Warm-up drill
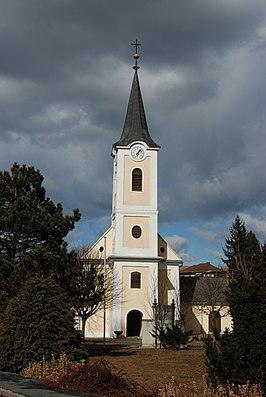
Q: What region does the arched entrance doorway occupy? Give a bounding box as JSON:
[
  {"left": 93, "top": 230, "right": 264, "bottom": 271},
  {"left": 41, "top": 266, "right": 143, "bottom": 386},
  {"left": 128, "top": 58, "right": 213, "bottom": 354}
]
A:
[{"left": 126, "top": 310, "right": 142, "bottom": 337}]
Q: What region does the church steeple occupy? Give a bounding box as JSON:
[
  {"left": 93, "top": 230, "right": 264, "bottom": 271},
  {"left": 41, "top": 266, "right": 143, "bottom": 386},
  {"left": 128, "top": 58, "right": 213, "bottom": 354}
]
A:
[
  {"left": 81, "top": 41, "right": 182, "bottom": 341},
  {"left": 113, "top": 41, "right": 160, "bottom": 149}
]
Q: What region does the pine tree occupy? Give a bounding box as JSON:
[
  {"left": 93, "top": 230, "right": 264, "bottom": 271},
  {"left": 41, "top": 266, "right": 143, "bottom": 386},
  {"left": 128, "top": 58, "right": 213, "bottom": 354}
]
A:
[
  {"left": 0, "top": 276, "right": 85, "bottom": 372},
  {"left": 0, "top": 163, "right": 81, "bottom": 309},
  {"left": 206, "top": 216, "right": 266, "bottom": 392},
  {"left": 223, "top": 215, "right": 261, "bottom": 275}
]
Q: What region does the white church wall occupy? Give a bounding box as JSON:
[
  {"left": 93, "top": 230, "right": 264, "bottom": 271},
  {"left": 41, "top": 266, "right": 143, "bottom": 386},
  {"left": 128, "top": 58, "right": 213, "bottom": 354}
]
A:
[
  {"left": 142, "top": 319, "right": 155, "bottom": 346},
  {"left": 122, "top": 264, "right": 151, "bottom": 319},
  {"left": 85, "top": 305, "right": 112, "bottom": 338},
  {"left": 188, "top": 305, "right": 232, "bottom": 336},
  {"left": 85, "top": 227, "right": 113, "bottom": 259}
]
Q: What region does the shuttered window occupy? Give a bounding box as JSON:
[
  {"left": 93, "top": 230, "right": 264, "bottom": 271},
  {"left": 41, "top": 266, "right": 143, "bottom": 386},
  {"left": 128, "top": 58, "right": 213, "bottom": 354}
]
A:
[
  {"left": 131, "top": 272, "right": 141, "bottom": 288},
  {"left": 132, "top": 168, "right": 142, "bottom": 191}
]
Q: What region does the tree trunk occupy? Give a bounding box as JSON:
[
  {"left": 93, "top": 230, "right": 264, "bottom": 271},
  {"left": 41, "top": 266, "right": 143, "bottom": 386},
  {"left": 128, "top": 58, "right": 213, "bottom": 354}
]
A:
[{"left": 81, "top": 317, "right": 87, "bottom": 338}]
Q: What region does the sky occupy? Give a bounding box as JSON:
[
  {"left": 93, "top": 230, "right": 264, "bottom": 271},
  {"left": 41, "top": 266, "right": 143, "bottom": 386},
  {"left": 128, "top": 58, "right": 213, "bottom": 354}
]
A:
[{"left": 0, "top": 0, "right": 266, "bottom": 266}]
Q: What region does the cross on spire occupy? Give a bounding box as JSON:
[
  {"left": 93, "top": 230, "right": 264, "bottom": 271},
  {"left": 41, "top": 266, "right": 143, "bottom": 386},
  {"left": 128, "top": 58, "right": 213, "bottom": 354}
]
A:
[
  {"left": 131, "top": 39, "right": 141, "bottom": 54},
  {"left": 131, "top": 39, "right": 141, "bottom": 70}
]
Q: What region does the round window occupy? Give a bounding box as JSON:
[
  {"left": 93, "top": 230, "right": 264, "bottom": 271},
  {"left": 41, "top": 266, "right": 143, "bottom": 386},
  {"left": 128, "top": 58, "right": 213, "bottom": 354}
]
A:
[{"left": 132, "top": 225, "right": 142, "bottom": 239}]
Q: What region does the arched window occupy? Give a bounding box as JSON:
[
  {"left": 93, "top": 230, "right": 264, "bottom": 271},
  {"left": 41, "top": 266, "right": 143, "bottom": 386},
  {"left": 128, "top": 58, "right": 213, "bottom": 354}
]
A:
[
  {"left": 132, "top": 168, "right": 142, "bottom": 191},
  {"left": 131, "top": 272, "right": 141, "bottom": 288},
  {"left": 209, "top": 311, "right": 221, "bottom": 333}
]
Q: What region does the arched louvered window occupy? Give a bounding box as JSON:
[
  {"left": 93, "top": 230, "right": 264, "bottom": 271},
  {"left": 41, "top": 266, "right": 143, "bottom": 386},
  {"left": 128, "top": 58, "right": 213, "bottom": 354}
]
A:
[
  {"left": 131, "top": 272, "right": 141, "bottom": 288},
  {"left": 132, "top": 168, "right": 142, "bottom": 191}
]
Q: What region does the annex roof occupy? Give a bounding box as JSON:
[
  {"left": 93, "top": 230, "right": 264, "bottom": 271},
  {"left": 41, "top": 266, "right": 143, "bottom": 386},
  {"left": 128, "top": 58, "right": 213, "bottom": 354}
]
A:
[
  {"left": 180, "top": 276, "right": 228, "bottom": 305},
  {"left": 180, "top": 262, "right": 224, "bottom": 275}
]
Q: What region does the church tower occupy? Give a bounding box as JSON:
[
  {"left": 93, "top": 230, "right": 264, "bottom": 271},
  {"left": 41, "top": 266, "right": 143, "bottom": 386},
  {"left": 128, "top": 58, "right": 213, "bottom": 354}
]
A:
[
  {"left": 111, "top": 46, "right": 160, "bottom": 260},
  {"left": 84, "top": 42, "right": 182, "bottom": 341},
  {"left": 110, "top": 42, "right": 161, "bottom": 336}
]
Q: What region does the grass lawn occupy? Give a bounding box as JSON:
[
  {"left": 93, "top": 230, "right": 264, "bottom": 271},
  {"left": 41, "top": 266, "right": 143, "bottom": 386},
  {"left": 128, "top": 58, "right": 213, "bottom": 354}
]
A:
[{"left": 87, "top": 339, "right": 206, "bottom": 394}]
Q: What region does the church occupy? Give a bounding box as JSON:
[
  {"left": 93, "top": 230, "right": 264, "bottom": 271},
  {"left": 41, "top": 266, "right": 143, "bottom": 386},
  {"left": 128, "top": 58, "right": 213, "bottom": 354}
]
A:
[{"left": 83, "top": 43, "right": 182, "bottom": 343}]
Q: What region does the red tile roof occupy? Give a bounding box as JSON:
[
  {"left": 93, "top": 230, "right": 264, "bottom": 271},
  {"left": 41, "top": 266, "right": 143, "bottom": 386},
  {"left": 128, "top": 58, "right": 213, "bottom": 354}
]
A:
[{"left": 180, "top": 262, "right": 224, "bottom": 274}]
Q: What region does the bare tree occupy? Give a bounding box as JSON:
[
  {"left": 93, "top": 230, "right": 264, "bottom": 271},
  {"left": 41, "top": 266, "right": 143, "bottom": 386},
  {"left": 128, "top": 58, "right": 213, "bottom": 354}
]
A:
[
  {"left": 149, "top": 268, "right": 180, "bottom": 329},
  {"left": 193, "top": 272, "right": 229, "bottom": 332},
  {"left": 71, "top": 245, "right": 122, "bottom": 337}
]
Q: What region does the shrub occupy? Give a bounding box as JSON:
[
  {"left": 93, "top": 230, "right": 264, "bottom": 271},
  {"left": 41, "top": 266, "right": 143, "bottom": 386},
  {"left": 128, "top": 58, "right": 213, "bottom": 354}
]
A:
[
  {"left": 23, "top": 353, "right": 153, "bottom": 397},
  {"left": 151, "top": 325, "right": 191, "bottom": 350},
  {"left": 22, "top": 353, "right": 78, "bottom": 384},
  {"left": 204, "top": 330, "right": 235, "bottom": 390}
]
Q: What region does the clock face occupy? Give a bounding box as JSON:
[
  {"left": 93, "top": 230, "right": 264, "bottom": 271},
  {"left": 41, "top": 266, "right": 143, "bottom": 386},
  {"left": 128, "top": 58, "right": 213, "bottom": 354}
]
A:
[{"left": 131, "top": 146, "right": 145, "bottom": 160}]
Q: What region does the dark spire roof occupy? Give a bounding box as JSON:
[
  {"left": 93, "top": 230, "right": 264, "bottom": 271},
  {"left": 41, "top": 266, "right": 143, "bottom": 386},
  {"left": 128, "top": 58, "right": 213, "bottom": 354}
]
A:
[{"left": 113, "top": 68, "right": 160, "bottom": 149}]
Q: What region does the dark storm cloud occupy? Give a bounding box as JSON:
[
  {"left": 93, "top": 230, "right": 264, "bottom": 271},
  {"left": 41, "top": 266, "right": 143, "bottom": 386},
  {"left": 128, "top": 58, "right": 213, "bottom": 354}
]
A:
[
  {"left": 1, "top": 0, "right": 264, "bottom": 78},
  {"left": 152, "top": 25, "right": 266, "bottom": 222},
  {"left": 0, "top": 0, "right": 265, "bottom": 246}
]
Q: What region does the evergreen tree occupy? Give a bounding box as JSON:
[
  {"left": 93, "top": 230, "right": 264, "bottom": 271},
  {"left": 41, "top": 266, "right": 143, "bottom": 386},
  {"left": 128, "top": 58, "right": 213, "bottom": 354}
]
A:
[
  {"left": 0, "top": 276, "right": 85, "bottom": 372},
  {"left": 0, "top": 163, "right": 81, "bottom": 309},
  {"left": 223, "top": 215, "right": 261, "bottom": 275},
  {"left": 206, "top": 216, "right": 266, "bottom": 392}
]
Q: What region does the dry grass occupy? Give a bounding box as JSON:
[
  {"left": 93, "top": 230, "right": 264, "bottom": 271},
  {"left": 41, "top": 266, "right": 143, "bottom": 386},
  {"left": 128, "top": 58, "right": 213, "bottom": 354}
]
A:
[
  {"left": 22, "top": 343, "right": 263, "bottom": 397},
  {"left": 157, "top": 378, "right": 264, "bottom": 397},
  {"left": 87, "top": 340, "right": 206, "bottom": 394},
  {"left": 22, "top": 353, "right": 150, "bottom": 397}
]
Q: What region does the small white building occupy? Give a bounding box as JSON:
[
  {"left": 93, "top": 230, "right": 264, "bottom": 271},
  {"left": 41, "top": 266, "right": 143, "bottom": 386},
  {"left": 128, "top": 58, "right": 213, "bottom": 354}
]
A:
[
  {"left": 83, "top": 49, "right": 182, "bottom": 342},
  {"left": 180, "top": 262, "right": 232, "bottom": 336}
]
